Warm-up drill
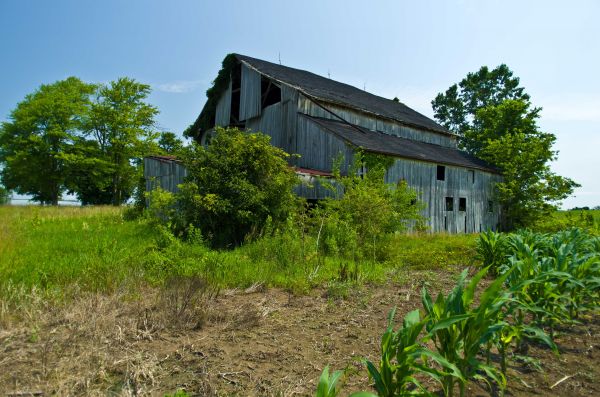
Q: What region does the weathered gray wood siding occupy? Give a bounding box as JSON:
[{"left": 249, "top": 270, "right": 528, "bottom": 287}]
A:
[
  {"left": 239, "top": 64, "right": 261, "bottom": 121},
  {"left": 385, "top": 158, "right": 501, "bottom": 232},
  {"left": 246, "top": 102, "right": 283, "bottom": 148},
  {"left": 297, "top": 95, "right": 457, "bottom": 148},
  {"left": 296, "top": 115, "right": 354, "bottom": 174},
  {"left": 215, "top": 79, "right": 232, "bottom": 126},
  {"left": 281, "top": 85, "right": 299, "bottom": 157},
  {"left": 144, "top": 158, "right": 188, "bottom": 194}
]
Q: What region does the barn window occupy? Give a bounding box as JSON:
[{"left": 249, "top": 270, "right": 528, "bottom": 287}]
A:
[
  {"left": 469, "top": 170, "right": 475, "bottom": 184},
  {"left": 445, "top": 197, "right": 454, "bottom": 211},
  {"left": 437, "top": 165, "right": 446, "bottom": 181},
  {"left": 459, "top": 197, "right": 466, "bottom": 212},
  {"left": 261, "top": 76, "right": 281, "bottom": 109},
  {"left": 488, "top": 200, "right": 494, "bottom": 213}
]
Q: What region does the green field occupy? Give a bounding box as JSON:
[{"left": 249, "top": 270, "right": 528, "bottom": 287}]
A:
[{"left": 0, "top": 205, "right": 476, "bottom": 301}]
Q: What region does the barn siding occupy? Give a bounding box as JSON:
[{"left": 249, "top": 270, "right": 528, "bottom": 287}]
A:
[
  {"left": 246, "top": 102, "right": 283, "bottom": 147},
  {"left": 215, "top": 79, "right": 232, "bottom": 126},
  {"left": 239, "top": 64, "right": 262, "bottom": 121},
  {"left": 296, "top": 114, "right": 354, "bottom": 174},
  {"left": 385, "top": 158, "right": 501, "bottom": 232},
  {"left": 144, "top": 158, "right": 188, "bottom": 194},
  {"left": 297, "top": 95, "right": 457, "bottom": 148}
]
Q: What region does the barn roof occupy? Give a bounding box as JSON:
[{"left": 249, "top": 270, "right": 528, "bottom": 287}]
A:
[
  {"left": 235, "top": 54, "right": 452, "bottom": 136},
  {"left": 302, "top": 115, "right": 498, "bottom": 173}
]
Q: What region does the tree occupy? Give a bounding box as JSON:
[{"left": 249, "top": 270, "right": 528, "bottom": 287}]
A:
[
  {"left": 83, "top": 77, "right": 159, "bottom": 205},
  {"left": 432, "top": 66, "right": 578, "bottom": 230},
  {"left": 0, "top": 184, "right": 8, "bottom": 204},
  {"left": 0, "top": 77, "right": 95, "bottom": 205},
  {"left": 468, "top": 100, "right": 578, "bottom": 229},
  {"left": 432, "top": 64, "right": 530, "bottom": 144},
  {"left": 172, "top": 127, "right": 299, "bottom": 247},
  {"left": 158, "top": 131, "right": 184, "bottom": 155}
]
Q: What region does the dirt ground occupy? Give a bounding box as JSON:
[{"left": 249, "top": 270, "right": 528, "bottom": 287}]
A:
[{"left": 1, "top": 267, "right": 598, "bottom": 396}]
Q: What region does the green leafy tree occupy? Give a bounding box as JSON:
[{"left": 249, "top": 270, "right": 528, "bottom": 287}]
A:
[
  {"left": 158, "top": 131, "right": 184, "bottom": 155},
  {"left": 83, "top": 77, "right": 159, "bottom": 205},
  {"left": 173, "top": 127, "right": 299, "bottom": 247},
  {"left": 0, "top": 77, "right": 95, "bottom": 205},
  {"left": 433, "top": 66, "right": 578, "bottom": 230},
  {"left": 431, "top": 64, "right": 530, "bottom": 144},
  {"left": 469, "top": 100, "right": 578, "bottom": 229}
]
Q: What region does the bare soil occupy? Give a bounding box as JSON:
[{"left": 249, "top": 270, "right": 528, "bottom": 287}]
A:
[{"left": 1, "top": 267, "right": 598, "bottom": 396}]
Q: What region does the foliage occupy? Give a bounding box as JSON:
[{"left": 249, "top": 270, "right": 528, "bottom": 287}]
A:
[
  {"left": 0, "top": 77, "right": 95, "bottom": 205},
  {"left": 158, "top": 131, "right": 185, "bottom": 155},
  {"left": 432, "top": 66, "right": 578, "bottom": 230},
  {"left": 0, "top": 76, "right": 159, "bottom": 206},
  {"left": 0, "top": 184, "right": 8, "bottom": 204},
  {"left": 364, "top": 308, "right": 463, "bottom": 397},
  {"left": 422, "top": 268, "right": 509, "bottom": 395},
  {"left": 79, "top": 77, "right": 159, "bottom": 205},
  {"left": 476, "top": 230, "right": 508, "bottom": 274},
  {"left": 431, "top": 64, "right": 530, "bottom": 141},
  {"left": 316, "top": 153, "right": 424, "bottom": 261},
  {"left": 469, "top": 100, "right": 578, "bottom": 229},
  {"left": 158, "top": 127, "right": 300, "bottom": 247}
]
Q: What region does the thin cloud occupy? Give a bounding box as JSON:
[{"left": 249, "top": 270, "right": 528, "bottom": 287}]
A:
[
  {"left": 155, "top": 80, "right": 205, "bottom": 94},
  {"left": 538, "top": 94, "right": 600, "bottom": 122}
]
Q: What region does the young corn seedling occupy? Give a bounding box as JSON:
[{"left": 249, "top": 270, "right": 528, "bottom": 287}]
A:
[
  {"left": 364, "top": 308, "right": 463, "bottom": 397},
  {"left": 422, "top": 267, "right": 511, "bottom": 397}
]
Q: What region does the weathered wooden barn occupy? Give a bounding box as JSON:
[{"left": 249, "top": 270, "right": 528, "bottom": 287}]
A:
[{"left": 146, "top": 54, "right": 501, "bottom": 233}]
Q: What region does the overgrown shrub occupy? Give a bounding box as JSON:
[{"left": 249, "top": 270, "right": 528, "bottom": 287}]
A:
[
  {"left": 150, "top": 127, "right": 299, "bottom": 248},
  {"left": 315, "top": 153, "right": 424, "bottom": 261}
]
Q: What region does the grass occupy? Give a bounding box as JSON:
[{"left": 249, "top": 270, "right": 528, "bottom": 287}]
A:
[{"left": 0, "top": 205, "right": 479, "bottom": 306}]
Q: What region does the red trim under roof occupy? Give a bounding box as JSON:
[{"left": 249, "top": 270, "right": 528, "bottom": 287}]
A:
[{"left": 295, "top": 167, "right": 333, "bottom": 177}]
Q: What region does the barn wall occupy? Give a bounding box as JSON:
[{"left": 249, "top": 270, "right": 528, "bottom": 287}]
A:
[
  {"left": 296, "top": 114, "right": 354, "bottom": 174},
  {"left": 385, "top": 158, "right": 501, "bottom": 233},
  {"left": 246, "top": 102, "right": 283, "bottom": 148},
  {"left": 239, "top": 64, "right": 262, "bottom": 121},
  {"left": 297, "top": 95, "right": 457, "bottom": 148},
  {"left": 215, "top": 79, "right": 232, "bottom": 127},
  {"left": 144, "top": 158, "right": 188, "bottom": 194}
]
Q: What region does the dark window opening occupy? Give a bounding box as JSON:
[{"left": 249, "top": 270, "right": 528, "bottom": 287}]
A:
[
  {"left": 229, "top": 63, "right": 243, "bottom": 126},
  {"left": 459, "top": 197, "right": 466, "bottom": 212},
  {"left": 469, "top": 170, "right": 475, "bottom": 184},
  {"left": 464, "top": 216, "right": 467, "bottom": 232},
  {"left": 261, "top": 76, "right": 281, "bottom": 109},
  {"left": 444, "top": 216, "right": 448, "bottom": 231},
  {"left": 488, "top": 200, "right": 494, "bottom": 213},
  {"left": 445, "top": 197, "right": 454, "bottom": 211},
  {"left": 437, "top": 165, "right": 446, "bottom": 181}
]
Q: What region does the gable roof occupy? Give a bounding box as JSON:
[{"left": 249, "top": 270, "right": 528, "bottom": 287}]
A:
[
  {"left": 302, "top": 115, "right": 498, "bottom": 173},
  {"left": 235, "top": 54, "right": 452, "bottom": 136}
]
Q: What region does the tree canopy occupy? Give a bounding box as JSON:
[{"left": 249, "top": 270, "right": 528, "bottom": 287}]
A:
[
  {"left": 0, "top": 77, "right": 161, "bottom": 205},
  {"left": 432, "top": 66, "right": 578, "bottom": 229}
]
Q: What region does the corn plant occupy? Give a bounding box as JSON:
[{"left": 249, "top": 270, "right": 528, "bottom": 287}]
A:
[
  {"left": 476, "top": 230, "right": 508, "bottom": 274},
  {"left": 315, "top": 366, "right": 376, "bottom": 397},
  {"left": 422, "top": 267, "right": 511, "bottom": 397},
  {"left": 364, "top": 308, "right": 463, "bottom": 397}
]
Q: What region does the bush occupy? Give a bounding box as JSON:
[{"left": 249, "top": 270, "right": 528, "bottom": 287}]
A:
[
  {"left": 0, "top": 185, "right": 8, "bottom": 204},
  {"left": 152, "top": 127, "right": 300, "bottom": 248},
  {"left": 315, "top": 153, "right": 424, "bottom": 261}
]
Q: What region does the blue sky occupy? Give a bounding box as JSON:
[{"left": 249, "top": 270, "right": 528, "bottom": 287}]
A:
[{"left": 1, "top": 0, "right": 599, "bottom": 208}]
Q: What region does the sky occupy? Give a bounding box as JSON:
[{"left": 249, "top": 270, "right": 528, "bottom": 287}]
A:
[{"left": 1, "top": 0, "right": 599, "bottom": 208}]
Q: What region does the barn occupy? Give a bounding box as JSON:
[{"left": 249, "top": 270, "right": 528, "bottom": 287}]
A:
[{"left": 146, "top": 54, "right": 501, "bottom": 233}]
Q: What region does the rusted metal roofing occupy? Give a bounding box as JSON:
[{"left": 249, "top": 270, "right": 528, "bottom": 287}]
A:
[
  {"left": 235, "top": 54, "right": 452, "bottom": 136},
  {"left": 146, "top": 155, "right": 181, "bottom": 162},
  {"left": 294, "top": 167, "right": 333, "bottom": 177},
  {"left": 302, "top": 115, "right": 499, "bottom": 173}
]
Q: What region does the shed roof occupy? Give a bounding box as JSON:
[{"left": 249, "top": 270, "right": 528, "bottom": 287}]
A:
[
  {"left": 235, "top": 54, "right": 452, "bottom": 136},
  {"left": 302, "top": 115, "right": 498, "bottom": 173}
]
